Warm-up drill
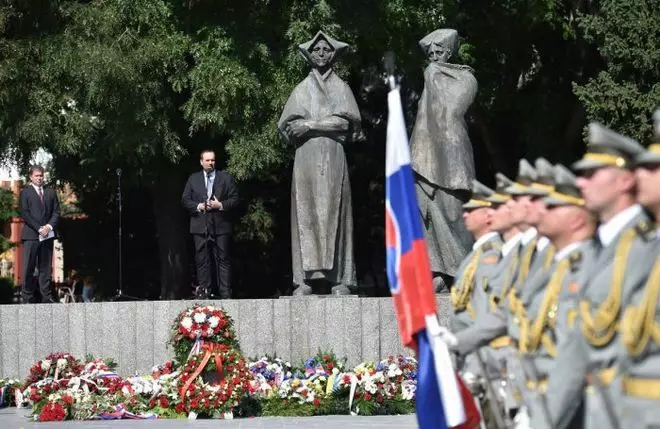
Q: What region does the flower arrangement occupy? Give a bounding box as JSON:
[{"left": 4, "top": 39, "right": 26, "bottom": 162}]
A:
[
  {"left": 152, "top": 361, "right": 176, "bottom": 380},
  {"left": 177, "top": 344, "right": 250, "bottom": 416},
  {"left": 11, "top": 306, "right": 419, "bottom": 422},
  {"left": 338, "top": 356, "right": 418, "bottom": 415},
  {"left": 169, "top": 305, "right": 240, "bottom": 365},
  {"left": 24, "top": 353, "right": 83, "bottom": 388},
  {"left": 14, "top": 350, "right": 418, "bottom": 421}
]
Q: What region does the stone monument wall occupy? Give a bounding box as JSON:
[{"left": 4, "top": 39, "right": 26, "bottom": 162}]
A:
[{"left": 0, "top": 296, "right": 451, "bottom": 379}]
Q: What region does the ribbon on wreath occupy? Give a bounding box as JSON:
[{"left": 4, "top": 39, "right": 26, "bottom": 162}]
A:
[{"left": 179, "top": 342, "right": 226, "bottom": 398}]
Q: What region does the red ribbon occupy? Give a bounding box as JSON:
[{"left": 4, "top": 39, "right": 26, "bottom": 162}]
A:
[{"left": 179, "top": 342, "right": 226, "bottom": 399}]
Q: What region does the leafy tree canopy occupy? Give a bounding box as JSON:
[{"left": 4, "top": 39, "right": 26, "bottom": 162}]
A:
[{"left": 0, "top": 0, "right": 657, "bottom": 297}]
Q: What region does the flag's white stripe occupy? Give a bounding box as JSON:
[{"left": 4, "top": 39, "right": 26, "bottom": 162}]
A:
[
  {"left": 386, "top": 88, "right": 411, "bottom": 177},
  {"left": 425, "top": 314, "right": 466, "bottom": 427}
]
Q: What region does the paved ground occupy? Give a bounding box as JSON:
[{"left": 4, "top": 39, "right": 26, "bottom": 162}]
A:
[{"left": 0, "top": 408, "right": 418, "bottom": 428}]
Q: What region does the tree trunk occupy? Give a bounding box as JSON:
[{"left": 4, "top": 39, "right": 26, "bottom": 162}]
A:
[{"left": 151, "top": 171, "right": 190, "bottom": 299}]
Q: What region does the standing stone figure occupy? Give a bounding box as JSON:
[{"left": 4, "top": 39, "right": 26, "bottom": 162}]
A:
[
  {"left": 410, "top": 28, "right": 477, "bottom": 291},
  {"left": 278, "top": 31, "right": 361, "bottom": 296}
]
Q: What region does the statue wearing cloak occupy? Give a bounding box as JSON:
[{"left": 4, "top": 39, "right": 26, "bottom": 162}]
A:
[
  {"left": 410, "top": 29, "right": 477, "bottom": 290},
  {"left": 277, "top": 31, "right": 361, "bottom": 295}
]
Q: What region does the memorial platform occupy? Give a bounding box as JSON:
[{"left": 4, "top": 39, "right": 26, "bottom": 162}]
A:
[{"left": 0, "top": 295, "right": 451, "bottom": 379}]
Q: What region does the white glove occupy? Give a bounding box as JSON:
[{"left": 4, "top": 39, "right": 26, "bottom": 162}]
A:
[
  {"left": 437, "top": 326, "right": 459, "bottom": 348},
  {"left": 462, "top": 371, "right": 476, "bottom": 386},
  {"left": 513, "top": 406, "right": 533, "bottom": 429}
]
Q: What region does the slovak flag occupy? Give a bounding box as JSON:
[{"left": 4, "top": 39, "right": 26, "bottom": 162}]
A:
[{"left": 385, "top": 86, "right": 479, "bottom": 429}]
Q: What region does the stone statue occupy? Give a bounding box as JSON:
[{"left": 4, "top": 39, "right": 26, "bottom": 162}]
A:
[
  {"left": 410, "top": 28, "right": 477, "bottom": 292},
  {"left": 277, "top": 31, "right": 361, "bottom": 296}
]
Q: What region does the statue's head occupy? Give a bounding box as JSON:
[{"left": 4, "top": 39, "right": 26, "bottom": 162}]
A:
[
  {"left": 419, "top": 29, "right": 459, "bottom": 64},
  {"left": 299, "top": 31, "right": 348, "bottom": 71}
]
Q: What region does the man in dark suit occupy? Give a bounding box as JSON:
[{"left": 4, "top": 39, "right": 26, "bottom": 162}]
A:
[
  {"left": 18, "top": 165, "right": 60, "bottom": 303},
  {"left": 181, "top": 150, "right": 239, "bottom": 298}
]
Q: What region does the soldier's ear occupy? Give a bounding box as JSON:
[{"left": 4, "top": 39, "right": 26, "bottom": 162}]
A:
[{"left": 618, "top": 168, "right": 636, "bottom": 194}]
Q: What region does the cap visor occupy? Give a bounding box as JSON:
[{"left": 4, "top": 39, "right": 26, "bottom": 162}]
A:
[
  {"left": 634, "top": 152, "right": 660, "bottom": 166},
  {"left": 463, "top": 202, "right": 487, "bottom": 209},
  {"left": 526, "top": 188, "right": 550, "bottom": 197},
  {"left": 485, "top": 195, "right": 509, "bottom": 204},
  {"left": 542, "top": 196, "right": 573, "bottom": 207},
  {"left": 504, "top": 186, "right": 529, "bottom": 196},
  {"left": 572, "top": 158, "right": 605, "bottom": 171}
]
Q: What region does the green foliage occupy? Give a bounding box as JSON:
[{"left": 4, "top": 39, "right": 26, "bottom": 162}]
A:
[
  {"left": 0, "top": 0, "right": 657, "bottom": 296},
  {"left": 0, "top": 187, "right": 17, "bottom": 254},
  {"left": 573, "top": 0, "right": 660, "bottom": 143}
]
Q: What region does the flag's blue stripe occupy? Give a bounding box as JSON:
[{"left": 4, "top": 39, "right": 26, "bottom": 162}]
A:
[
  {"left": 415, "top": 330, "right": 449, "bottom": 429},
  {"left": 385, "top": 163, "right": 424, "bottom": 254}
]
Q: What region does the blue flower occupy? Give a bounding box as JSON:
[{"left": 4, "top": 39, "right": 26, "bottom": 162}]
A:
[
  {"left": 408, "top": 370, "right": 417, "bottom": 380},
  {"left": 304, "top": 358, "right": 316, "bottom": 368}
]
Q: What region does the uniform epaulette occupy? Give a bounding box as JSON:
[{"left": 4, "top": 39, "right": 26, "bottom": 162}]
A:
[
  {"left": 634, "top": 218, "right": 656, "bottom": 242},
  {"left": 481, "top": 240, "right": 502, "bottom": 253},
  {"left": 568, "top": 250, "right": 583, "bottom": 272},
  {"left": 480, "top": 241, "right": 502, "bottom": 265}
]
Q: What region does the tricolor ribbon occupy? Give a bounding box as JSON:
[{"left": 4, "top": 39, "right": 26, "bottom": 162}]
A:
[{"left": 179, "top": 342, "right": 226, "bottom": 398}]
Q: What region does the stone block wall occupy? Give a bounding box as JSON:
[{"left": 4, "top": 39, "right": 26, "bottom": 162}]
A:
[{"left": 0, "top": 295, "right": 451, "bottom": 379}]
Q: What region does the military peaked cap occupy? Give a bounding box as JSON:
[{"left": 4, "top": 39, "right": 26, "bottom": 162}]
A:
[
  {"left": 486, "top": 173, "right": 513, "bottom": 204},
  {"left": 505, "top": 159, "right": 537, "bottom": 196},
  {"left": 526, "top": 157, "right": 555, "bottom": 197},
  {"left": 572, "top": 122, "right": 644, "bottom": 171},
  {"left": 463, "top": 179, "right": 494, "bottom": 209},
  {"left": 543, "top": 164, "right": 584, "bottom": 207}
]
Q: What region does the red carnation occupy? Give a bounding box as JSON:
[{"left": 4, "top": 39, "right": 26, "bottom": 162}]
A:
[
  {"left": 376, "top": 393, "right": 384, "bottom": 403},
  {"left": 313, "top": 398, "right": 321, "bottom": 407},
  {"left": 364, "top": 392, "right": 372, "bottom": 401}
]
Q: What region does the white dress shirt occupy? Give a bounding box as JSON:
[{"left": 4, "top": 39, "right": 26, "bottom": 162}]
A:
[{"left": 597, "top": 204, "right": 643, "bottom": 247}]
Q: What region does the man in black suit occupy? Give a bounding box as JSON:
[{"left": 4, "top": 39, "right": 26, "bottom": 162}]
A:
[
  {"left": 181, "top": 150, "right": 239, "bottom": 298},
  {"left": 18, "top": 165, "right": 60, "bottom": 303}
]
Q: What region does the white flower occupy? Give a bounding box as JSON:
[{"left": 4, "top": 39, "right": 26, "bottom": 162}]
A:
[
  {"left": 193, "top": 313, "right": 206, "bottom": 323},
  {"left": 401, "top": 380, "right": 416, "bottom": 400},
  {"left": 41, "top": 360, "right": 52, "bottom": 372},
  {"left": 208, "top": 316, "right": 220, "bottom": 328},
  {"left": 56, "top": 358, "right": 68, "bottom": 370},
  {"left": 387, "top": 364, "right": 402, "bottom": 378},
  {"left": 181, "top": 317, "right": 193, "bottom": 330},
  {"left": 364, "top": 378, "right": 378, "bottom": 394}
]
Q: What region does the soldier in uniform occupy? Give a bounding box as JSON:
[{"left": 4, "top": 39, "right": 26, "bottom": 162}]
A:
[
  {"left": 552, "top": 122, "right": 653, "bottom": 429},
  {"left": 444, "top": 159, "right": 558, "bottom": 422},
  {"left": 450, "top": 179, "right": 504, "bottom": 336},
  {"left": 518, "top": 165, "right": 598, "bottom": 429},
  {"left": 616, "top": 110, "right": 660, "bottom": 427},
  {"left": 501, "top": 158, "right": 558, "bottom": 425},
  {"left": 448, "top": 180, "right": 506, "bottom": 424}
]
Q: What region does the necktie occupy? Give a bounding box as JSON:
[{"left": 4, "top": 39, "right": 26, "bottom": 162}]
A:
[
  {"left": 38, "top": 187, "right": 44, "bottom": 203},
  {"left": 206, "top": 172, "right": 213, "bottom": 199}
]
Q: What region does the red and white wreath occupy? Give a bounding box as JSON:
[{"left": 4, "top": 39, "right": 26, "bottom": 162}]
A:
[
  {"left": 177, "top": 344, "right": 250, "bottom": 415},
  {"left": 176, "top": 306, "right": 233, "bottom": 341}
]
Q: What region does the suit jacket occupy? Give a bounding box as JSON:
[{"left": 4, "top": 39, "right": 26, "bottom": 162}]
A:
[
  {"left": 181, "top": 170, "right": 239, "bottom": 235},
  {"left": 19, "top": 184, "right": 60, "bottom": 241}
]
